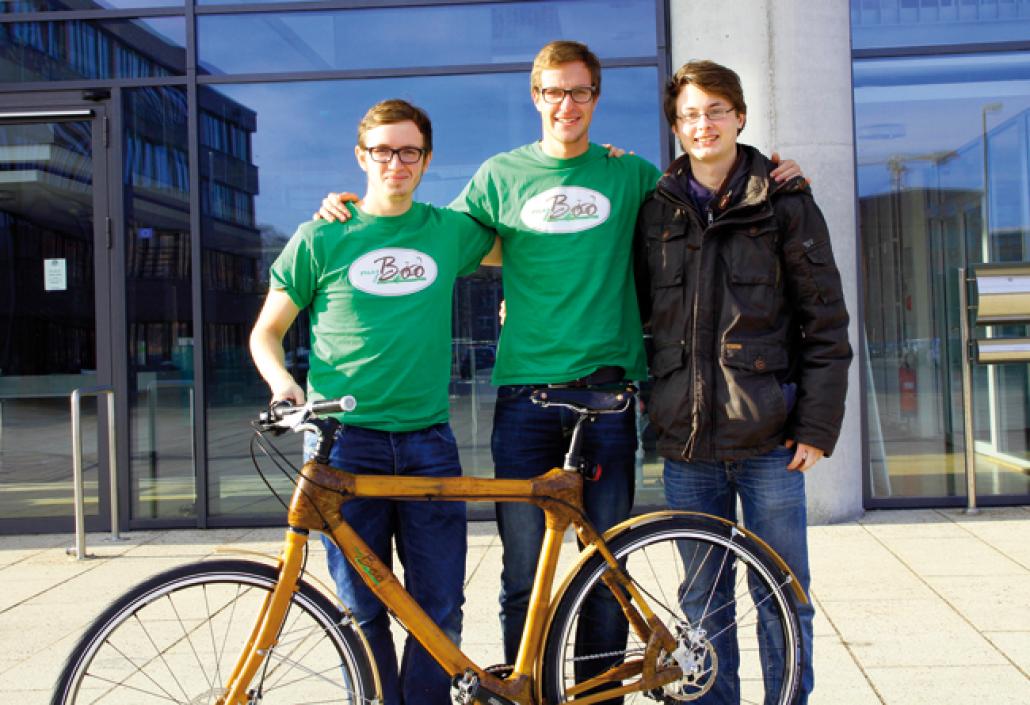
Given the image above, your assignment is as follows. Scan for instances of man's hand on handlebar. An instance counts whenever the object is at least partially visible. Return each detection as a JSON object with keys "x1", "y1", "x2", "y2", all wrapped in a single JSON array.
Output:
[{"x1": 271, "y1": 380, "x2": 306, "y2": 406}]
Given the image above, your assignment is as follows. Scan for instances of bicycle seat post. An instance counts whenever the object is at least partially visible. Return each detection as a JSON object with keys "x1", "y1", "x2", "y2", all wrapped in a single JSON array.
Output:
[{"x1": 563, "y1": 412, "x2": 593, "y2": 472}]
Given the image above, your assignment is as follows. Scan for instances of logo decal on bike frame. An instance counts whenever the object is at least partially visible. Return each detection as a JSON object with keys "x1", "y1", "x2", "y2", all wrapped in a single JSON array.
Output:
[
  {"x1": 349, "y1": 248, "x2": 438, "y2": 296},
  {"x1": 354, "y1": 549, "x2": 386, "y2": 586},
  {"x1": 519, "y1": 186, "x2": 611, "y2": 233}
]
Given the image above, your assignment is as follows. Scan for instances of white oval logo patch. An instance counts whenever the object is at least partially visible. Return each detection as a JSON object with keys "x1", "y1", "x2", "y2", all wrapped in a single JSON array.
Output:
[
  {"x1": 348, "y1": 248, "x2": 438, "y2": 296},
  {"x1": 519, "y1": 186, "x2": 611, "y2": 233}
]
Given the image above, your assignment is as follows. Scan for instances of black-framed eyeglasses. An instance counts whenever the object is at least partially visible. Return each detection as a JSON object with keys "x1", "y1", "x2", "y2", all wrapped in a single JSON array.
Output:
[
  {"x1": 364, "y1": 145, "x2": 426, "y2": 164},
  {"x1": 536, "y1": 85, "x2": 597, "y2": 104},
  {"x1": 677, "y1": 106, "x2": 736, "y2": 125}
]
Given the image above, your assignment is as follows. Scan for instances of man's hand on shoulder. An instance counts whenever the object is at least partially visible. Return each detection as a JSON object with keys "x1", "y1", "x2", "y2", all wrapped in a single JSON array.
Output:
[
  {"x1": 313, "y1": 192, "x2": 360, "y2": 222},
  {"x1": 602, "y1": 143, "x2": 634, "y2": 158},
  {"x1": 769, "y1": 152, "x2": 807, "y2": 185}
]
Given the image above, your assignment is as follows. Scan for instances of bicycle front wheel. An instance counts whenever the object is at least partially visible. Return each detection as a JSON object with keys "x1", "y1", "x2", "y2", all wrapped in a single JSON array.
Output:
[
  {"x1": 51, "y1": 558, "x2": 375, "y2": 705},
  {"x1": 542, "y1": 514, "x2": 803, "y2": 705}
]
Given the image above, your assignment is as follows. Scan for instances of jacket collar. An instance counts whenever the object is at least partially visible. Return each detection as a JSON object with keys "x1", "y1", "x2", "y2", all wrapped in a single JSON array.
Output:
[{"x1": 658, "y1": 144, "x2": 808, "y2": 217}]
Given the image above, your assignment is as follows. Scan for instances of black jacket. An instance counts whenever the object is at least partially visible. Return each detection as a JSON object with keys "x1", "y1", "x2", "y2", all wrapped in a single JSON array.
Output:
[{"x1": 634, "y1": 145, "x2": 852, "y2": 462}]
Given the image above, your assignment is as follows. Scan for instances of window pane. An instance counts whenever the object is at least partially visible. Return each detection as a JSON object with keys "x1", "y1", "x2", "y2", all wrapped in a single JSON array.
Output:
[
  {"x1": 0, "y1": 17, "x2": 186, "y2": 81},
  {"x1": 0, "y1": 1, "x2": 182, "y2": 11},
  {"x1": 855, "y1": 52, "x2": 1030, "y2": 500},
  {"x1": 0, "y1": 118, "x2": 100, "y2": 526},
  {"x1": 123, "y1": 86, "x2": 196, "y2": 520},
  {"x1": 200, "y1": 67, "x2": 661, "y2": 518},
  {"x1": 198, "y1": 0, "x2": 656, "y2": 75},
  {"x1": 851, "y1": 0, "x2": 1030, "y2": 50}
]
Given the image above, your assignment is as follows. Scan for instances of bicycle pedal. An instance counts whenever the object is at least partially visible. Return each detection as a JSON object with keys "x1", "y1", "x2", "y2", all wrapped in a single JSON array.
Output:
[{"x1": 451, "y1": 668, "x2": 517, "y2": 705}]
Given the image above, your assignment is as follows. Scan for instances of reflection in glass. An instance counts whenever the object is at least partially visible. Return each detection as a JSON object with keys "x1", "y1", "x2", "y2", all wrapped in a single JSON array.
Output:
[
  {"x1": 855, "y1": 51, "x2": 1030, "y2": 500},
  {"x1": 198, "y1": 0, "x2": 656, "y2": 75},
  {"x1": 0, "y1": 118, "x2": 102, "y2": 525},
  {"x1": 0, "y1": 17, "x2": 186, "y2": 82},
  {"x1": 0, "y1": 0, "x2": 182, "y2": 11},
  {"x1": 124, "y1": 87, "x2": 196, "y2": 520},
  {"x1": 201, "y1": 66, "x2": 663, "y2": 518},
  {"x1": 850, "y1": 0, "x2": 1030, "y2": 50}
]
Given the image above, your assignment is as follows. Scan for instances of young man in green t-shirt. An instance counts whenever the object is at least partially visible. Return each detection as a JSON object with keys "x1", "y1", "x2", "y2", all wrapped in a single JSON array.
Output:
[
  {"x1": 250, "y1": 100, "x2": 493, "y2": 705},
  {"x1": 315, "y1": 42, "x2": 801, "y2": 681}
]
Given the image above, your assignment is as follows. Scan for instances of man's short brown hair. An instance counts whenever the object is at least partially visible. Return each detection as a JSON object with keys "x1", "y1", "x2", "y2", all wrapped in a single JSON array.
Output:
[
  {"x1": 664, "y1": 60, "x2": 747, "y2": 134},
  {"x1": 531, "y1": 41, "x2": 602, "y2": 98},
  {"x1": 356, "y1": 99, "x2": 433, "y2": 152}
]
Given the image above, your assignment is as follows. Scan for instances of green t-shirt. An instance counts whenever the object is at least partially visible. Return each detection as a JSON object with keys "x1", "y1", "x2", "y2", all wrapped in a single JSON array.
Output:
[
  {"x1": 451, "y1": 142, "x2": 661, "y2": 384},
  {"x1": 270, "y1": 202, "x2": 494, "y2": 431}
]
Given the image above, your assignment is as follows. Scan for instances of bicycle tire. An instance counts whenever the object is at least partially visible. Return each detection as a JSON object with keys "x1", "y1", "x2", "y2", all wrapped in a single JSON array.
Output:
[
  {"x1": 541, "y1": 514, "x2": 803, "y2": 705},
  {"x1": 50, "y1": 558, "x2": 376, "y2": 705}
]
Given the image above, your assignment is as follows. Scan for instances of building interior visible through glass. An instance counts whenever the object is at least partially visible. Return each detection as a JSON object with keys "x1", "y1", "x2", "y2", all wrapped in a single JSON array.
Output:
[
  {"x1": 855, "y1": 47, "x2": 1030, "y2": 500},
  {"x1": 0, "y1": 2, "x2": 665, "y2": 529}
]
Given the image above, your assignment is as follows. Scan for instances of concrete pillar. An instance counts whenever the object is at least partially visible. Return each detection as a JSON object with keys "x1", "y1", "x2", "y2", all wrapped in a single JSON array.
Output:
[{"x1": 668, "y1": 0, "x2": 863, "y2": 523}]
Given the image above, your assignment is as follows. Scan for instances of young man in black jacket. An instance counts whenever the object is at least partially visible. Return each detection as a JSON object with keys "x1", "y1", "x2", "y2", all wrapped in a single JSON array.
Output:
[{"x1": 635, "y1": 61, "x2": 852, "y2": 704}]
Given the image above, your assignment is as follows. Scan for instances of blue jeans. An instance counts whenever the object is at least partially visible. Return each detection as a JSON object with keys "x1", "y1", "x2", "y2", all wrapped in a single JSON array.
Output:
[
  {"x1": 664, "y1": 446, "x2": 814, "y2": 705},
  {"x1": 305, "y1": 423, "x2": 466, "y2": 705},
  {"x1": 491, "y1": 385, "x2": 636, "y2": 672}
]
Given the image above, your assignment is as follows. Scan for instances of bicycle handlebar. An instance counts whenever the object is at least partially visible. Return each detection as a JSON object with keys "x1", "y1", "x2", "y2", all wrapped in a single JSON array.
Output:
[{"x1": 256, "y1": 396, "x2": 357, "y2": 433}]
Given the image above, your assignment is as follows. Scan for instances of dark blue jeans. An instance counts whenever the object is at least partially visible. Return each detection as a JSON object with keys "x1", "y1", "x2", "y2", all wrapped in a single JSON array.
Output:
[
  {"x1": 305, "y1": 423, "x2": 466, "y2": 705},
  {"x1": 491, "y1": 385, "x2": 636, "y2": 669},
  {"x1": 664, "y1": 445, "x2": 815, "y2": 705}
]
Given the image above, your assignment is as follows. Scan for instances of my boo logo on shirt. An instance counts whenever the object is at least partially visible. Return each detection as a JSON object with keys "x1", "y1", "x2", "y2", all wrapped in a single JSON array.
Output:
[
  {"x1": 519, "y1": 186, "x2": 611, "y2": 233},
  {"x1": 348, "y1": 248, "x2": 438, "y2": 296}
]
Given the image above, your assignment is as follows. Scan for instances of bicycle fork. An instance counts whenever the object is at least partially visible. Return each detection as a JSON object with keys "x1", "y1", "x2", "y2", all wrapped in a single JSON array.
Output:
[{"x1": 216, "y1": 527, "x2": 311, "y2": 705}]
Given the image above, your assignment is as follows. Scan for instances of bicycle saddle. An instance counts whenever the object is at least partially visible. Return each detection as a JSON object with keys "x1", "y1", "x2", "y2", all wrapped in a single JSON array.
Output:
[{"x1": 530, "y1": 384, "x2": 636, "y2": 414}]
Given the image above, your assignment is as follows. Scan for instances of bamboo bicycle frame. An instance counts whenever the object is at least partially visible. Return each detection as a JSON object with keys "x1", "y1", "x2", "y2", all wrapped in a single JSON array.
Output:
[{"x1": 217, "y1": 460, "x2": 683, "y2": 705}]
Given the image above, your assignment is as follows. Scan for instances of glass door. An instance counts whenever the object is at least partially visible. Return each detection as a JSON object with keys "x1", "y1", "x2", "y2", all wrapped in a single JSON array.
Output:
[{"x1": 0, "y1": 101, "x2": 112, "y2": 534}]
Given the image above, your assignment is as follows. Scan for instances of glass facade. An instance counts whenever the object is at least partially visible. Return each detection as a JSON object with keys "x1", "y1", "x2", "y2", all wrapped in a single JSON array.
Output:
[
  {"x1": 852, "y1": 1, "x2": 1030, "y2": 504},
  {"x1": 0, "y1": 0, "x2": 669, "y2": 532}
]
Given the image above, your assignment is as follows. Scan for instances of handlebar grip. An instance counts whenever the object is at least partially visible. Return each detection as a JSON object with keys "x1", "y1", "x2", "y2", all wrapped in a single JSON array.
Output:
[{"x1": 310, "y1": 396, "x2": 357, "y2": 414}]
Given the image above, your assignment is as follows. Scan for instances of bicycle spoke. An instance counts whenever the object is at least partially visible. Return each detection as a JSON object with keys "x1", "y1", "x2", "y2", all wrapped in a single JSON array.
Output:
[
  {"x1": 542, "y1": 519, "x2": 801, "y2": 705},
  {"x1": 55, "y1": 562, "x2": 373, "y2": 705}
]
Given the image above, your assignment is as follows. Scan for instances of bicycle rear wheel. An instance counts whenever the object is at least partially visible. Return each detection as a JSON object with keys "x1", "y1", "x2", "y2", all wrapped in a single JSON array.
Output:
[
  {"x1": 542, "y1": 514, "x2": 803, "y2": 705},
  {"x1": 51, "y1": 558, "x2": 375, "y2": 705}
]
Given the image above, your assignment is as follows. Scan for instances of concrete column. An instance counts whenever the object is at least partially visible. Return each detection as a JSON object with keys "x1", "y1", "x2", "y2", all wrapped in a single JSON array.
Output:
[{"x1": 668, "y1": 0, "x2": 863, "y2": 523}]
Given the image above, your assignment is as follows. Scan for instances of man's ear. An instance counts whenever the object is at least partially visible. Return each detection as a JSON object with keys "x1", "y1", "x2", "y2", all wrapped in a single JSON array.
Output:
[
  {"x1": 422, "y1": 150, "x2": 433, "y2": 172},
  {"x1": 355, "y1": 144, "x2": 368, "y2": 172}
]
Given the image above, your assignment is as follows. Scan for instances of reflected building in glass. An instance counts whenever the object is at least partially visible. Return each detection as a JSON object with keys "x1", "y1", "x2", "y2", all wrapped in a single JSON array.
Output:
[
  {"x1": 1, "y1": 0, "x2": 1028, "y2": 535},
  {"x1": 853, "y1": 1, "x2": 1030, "y2": 505}
]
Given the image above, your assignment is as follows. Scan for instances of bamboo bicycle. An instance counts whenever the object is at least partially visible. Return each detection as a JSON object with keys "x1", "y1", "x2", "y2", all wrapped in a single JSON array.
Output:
[{"x1": 51, "y1": 385, "x2": 805, "y2": 705}]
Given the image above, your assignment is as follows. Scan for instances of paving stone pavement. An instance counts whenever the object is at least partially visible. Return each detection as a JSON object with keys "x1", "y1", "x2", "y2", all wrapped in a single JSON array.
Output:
[{"x1": 1, "y1": 507, "x2": 1028, "y2": 704}]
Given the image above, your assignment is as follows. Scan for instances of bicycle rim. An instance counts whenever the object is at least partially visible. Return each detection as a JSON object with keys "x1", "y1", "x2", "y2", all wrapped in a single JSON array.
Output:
[
  {"x1": 542, "y1": 517, "x2": 803, "y2": 705},
  {"x1": 51, "y1": 559, "x2": 375, "y2": 705}
]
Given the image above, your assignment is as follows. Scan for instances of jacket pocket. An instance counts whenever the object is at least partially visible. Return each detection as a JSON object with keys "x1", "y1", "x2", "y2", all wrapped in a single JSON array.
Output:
[
  {"x1": 720, "y1": 340, "x2": 788, "y2": 374},
  {"x1": 646, "y1": 223, "x2": 686, "y2": 288},
  {"x1": 716, "y1": 340, "x2": 789, "y2": 441},
  {"x1": 726, "y1": 222, "x2": 779, "y2": 286},
  {"x1": 799, "y1": 238, "x2": 843, "y2": 304}
]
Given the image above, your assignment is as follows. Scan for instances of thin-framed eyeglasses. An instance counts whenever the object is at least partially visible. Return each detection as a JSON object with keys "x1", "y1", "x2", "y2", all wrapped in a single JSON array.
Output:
[
  {"x1": 537, "y1": 85, "x2": 597, "y2": 104},
  {"x1": 364, "y1": 145, "x2": 426, "y2": 164},
  {"x1": 677, "y1": 106, "x2": 736, "y2": 125}
]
